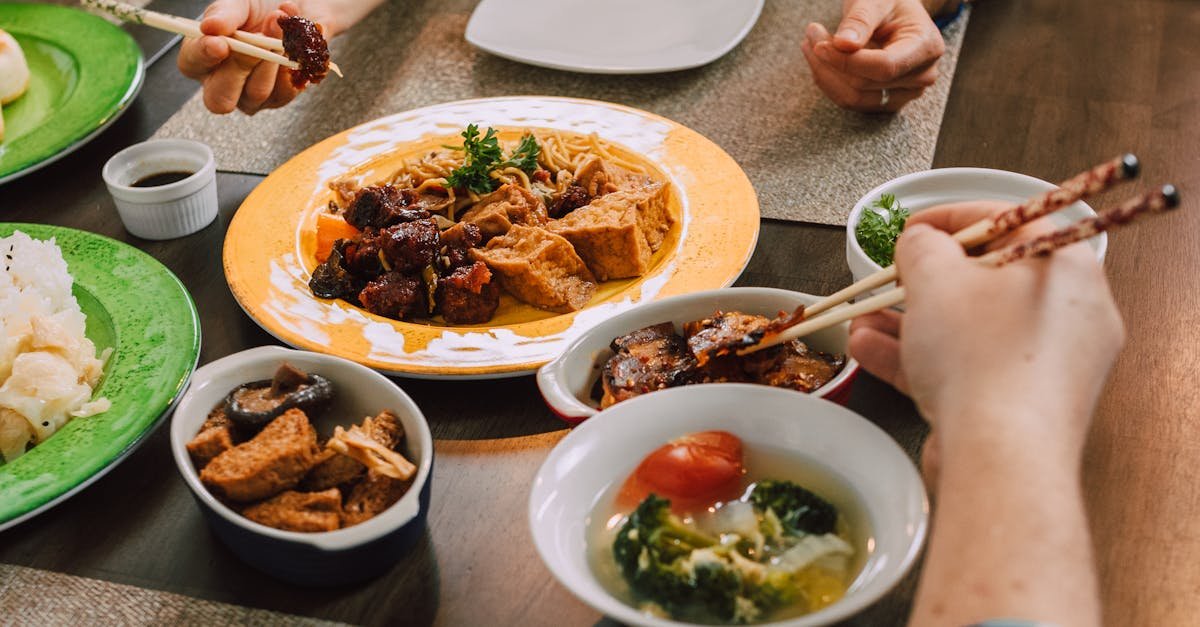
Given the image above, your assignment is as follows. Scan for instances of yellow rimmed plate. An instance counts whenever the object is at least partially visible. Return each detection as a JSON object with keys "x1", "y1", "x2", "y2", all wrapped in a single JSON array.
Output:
[{"x1": 224, "y1": 97, "x2": 759, "y2": 379}]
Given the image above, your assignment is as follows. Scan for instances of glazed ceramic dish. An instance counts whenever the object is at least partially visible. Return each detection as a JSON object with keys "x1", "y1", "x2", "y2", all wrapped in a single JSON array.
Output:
[
  {"x1": 529, "y1": 385, "x2": 929, "y2": 626},
  {"x1": 0, "y1": 3, "x2": 144, "y2": 185},
  {"x1": 170, "y1": 346, "x2": 434, "y2": 585},
  {"x1": 537, "y1": 287, "x2": 859, "y2": 424},
  {"x1": 466, "y1": 0, "x2": 764, "y2": 74},
  {"x1": 846, "y1": 168, "x2": 1108, "y2": 295},
  {"x1": 0, "y1": 223, "x2": 200, "y2": 531},
  {"x1": 224, "y1": 97, "x2": 760, "y2": 379}
]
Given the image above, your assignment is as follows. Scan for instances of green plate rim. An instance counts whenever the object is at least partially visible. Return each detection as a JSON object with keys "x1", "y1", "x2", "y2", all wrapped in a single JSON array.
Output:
[
  {"x1": 0, "y1": 3, "x2": 145, "y2": 184},
  {"x1": 0, "y1": 223, "x2": 201, "y2": 529}
]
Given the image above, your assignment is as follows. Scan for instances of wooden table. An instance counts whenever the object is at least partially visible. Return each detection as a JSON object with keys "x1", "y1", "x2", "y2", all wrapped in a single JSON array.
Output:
[{"x1": 2, "y1": 0, "x2": 1197, "y2": 625}]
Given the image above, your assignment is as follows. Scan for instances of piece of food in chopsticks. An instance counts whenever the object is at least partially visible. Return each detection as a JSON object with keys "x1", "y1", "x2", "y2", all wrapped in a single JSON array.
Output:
[
  {"x1": 277, "y1": 16, "x2": 330, "y2": 88},
  {"x1": 82, "y1": 0, "x2": 342, "y2": 84},
  {"x1": 597, "y1": 313, "x2": 844, "y2": 408},
  {"x1": 187, "y1": 363, "x2": 416, "y2": 532},
  {"x1": 0, "y1": 231, "x2": 111, "y2": 464},
  {"x1": 592, "y1": 431, "x2": 856, "y2": 623},
  {"x1": 308, "y1": 125, "x2": 676, "y2": 325},
  {"x1": 855, "y1": 193, "x2": 909, "y2": 266}
]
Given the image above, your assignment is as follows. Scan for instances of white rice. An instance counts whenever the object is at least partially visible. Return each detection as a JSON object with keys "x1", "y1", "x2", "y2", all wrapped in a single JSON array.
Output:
[{"x1": 0, "y1": 231, "x2": 109, "y2": 464}]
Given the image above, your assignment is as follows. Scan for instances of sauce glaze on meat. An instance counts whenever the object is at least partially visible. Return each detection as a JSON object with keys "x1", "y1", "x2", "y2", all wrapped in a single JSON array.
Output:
[{"x1": 278, "y1": 16, "x2": 330, "y2": 89}]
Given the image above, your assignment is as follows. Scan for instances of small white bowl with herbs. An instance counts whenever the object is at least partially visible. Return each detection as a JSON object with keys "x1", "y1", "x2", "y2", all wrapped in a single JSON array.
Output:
[{"x1": 846, "y1": 168, "x2": 1108, "y2": 295}]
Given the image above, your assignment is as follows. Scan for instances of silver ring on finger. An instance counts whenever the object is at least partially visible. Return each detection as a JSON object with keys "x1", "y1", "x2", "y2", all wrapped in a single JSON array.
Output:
[{"x1": 880, "y1": 88, "x2": 890, "y2": 107}]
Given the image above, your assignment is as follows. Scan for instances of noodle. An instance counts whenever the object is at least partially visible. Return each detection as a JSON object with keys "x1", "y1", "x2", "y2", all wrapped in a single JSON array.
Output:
[{"x1": 339, "y1": 128, "x2": 655, "y2": 226}]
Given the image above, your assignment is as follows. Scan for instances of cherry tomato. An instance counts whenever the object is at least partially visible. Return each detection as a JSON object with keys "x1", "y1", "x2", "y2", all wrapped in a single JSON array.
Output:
[{"x1": 618, "y1": 431, "x2": 745, "y2": 512}]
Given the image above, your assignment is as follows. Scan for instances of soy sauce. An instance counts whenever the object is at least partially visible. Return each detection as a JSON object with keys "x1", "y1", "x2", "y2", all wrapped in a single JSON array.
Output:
[{"x1": 131, "y1": 171, "x2": 194, "y2": 187}]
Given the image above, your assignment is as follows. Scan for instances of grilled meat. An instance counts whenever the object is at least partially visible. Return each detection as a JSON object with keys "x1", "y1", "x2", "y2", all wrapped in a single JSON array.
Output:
[
  {"x1": 600, "y1": 322, "x2": 697, "y2": 408},
  {"x1": 741, "y1": 340, "x2": 846, "y2": 393}
]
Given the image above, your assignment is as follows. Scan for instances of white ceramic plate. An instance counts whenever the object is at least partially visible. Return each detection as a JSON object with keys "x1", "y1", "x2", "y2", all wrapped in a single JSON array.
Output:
[
  {"x1": 529, "y1": 384, "x2": 929, "y2": 626},
  {"x1": 465, "y1": 0, "x2": 764, "y2": 74},
  {"x1": 846, "y1": 168, "x2": 1108, "y2": 294}
]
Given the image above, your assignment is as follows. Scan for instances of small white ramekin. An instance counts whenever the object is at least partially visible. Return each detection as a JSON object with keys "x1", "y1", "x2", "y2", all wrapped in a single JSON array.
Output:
[{"x1": 102, "y1": 139, "x2": 218, "y2": 240}]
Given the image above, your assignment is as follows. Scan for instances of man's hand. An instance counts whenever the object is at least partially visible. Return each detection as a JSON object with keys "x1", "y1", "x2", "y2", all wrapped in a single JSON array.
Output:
[{"x1": 802, "y1": 0, "x2": 947, "y2": 112}]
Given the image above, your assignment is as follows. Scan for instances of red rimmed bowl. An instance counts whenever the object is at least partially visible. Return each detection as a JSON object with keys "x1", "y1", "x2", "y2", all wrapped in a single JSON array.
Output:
[{"x1": 536, "y1": 288, "x2": 859, "y2": 424}]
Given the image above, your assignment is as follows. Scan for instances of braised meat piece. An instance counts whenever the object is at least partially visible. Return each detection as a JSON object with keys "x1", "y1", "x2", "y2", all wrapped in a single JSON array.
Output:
[
  {"x1": 199, "y1": 409, "x2": 322, "y2": 502},
  {"x1": 470, "y1": 225, "x2": 596, "y2": 313},
  {"x1": 309, "y1": 240, "x2": 366, "y2": 301},
  {"x1": 303, "y1": 411, "x2": 405, "y2": 491},
  {"x1": 741, "y1": 340, "x2": 846, "y2": 393},
  {"x1": 278, "y1": 16, "x2": 329, "y2": 89},
  {"x1": 343, "y1": 185, "x2": 431, "y2": 230},
  {"x1": 341, "y1": 233, "x2": 384, "y2": 277},
  {"x1": 358, "y1": 272, "x2": 429, "y2": 320},
  {"x1": 438, "y1": 222, "x2": 483, "y2": 272},
  {"x1": 600, "y1": 323, "x2": 697, "y2": 408},
  {"x1": 436, "y1": 261, "x2": 500, "y2": 324},
  {"x1": 376, "y1": 218, "x2": 439, "y2": 273},
  {"x1": 549, "y1": 184, "x2": 590, "y2": 219},
  {"x1": 684, "y1": 311, "x2": 773, "y2": 366},
  {"x1": 242, "y1": 488, "x2": 342, "y2": 532}
]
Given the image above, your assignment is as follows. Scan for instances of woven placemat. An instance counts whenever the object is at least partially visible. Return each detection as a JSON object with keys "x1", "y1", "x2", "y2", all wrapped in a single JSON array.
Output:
[
  {"x1": 153, "y1": 0, "x2": 969, "y2": 226},
  {"x1": 0, "y1": 564, "x2": 347, "y2": 626}
]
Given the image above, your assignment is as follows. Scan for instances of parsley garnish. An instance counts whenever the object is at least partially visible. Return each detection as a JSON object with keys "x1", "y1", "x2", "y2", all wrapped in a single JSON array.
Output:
[
  {"x1": 855, "y1": 193, "x2": 910, "y2": 266},
  {"x1": 445, "y1": 125, "x2": 541, "y2": 194}
]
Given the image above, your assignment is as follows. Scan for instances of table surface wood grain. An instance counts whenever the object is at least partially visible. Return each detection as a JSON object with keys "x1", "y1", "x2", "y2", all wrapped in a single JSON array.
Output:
[{"x1": 1, "y1": 1, "x2": 1197, "y2": 625}]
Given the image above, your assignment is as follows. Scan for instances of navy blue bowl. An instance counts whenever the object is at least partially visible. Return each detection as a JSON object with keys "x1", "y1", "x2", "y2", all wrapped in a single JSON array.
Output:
[{"x1": 170, "y1": 347, "x2": 436, "y2": 587}]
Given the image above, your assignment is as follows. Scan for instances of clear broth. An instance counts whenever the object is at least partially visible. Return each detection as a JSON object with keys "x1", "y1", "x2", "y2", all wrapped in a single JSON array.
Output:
[{"x1": 586, "y1": 442, "x2": 871, "y2": 624}]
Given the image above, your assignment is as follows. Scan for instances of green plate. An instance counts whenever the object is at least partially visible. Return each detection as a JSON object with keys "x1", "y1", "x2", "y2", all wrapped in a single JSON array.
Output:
[
  {"x1": 0, "y1": 3, "x2": 143, "y2": 184},
  {"x1": 0, "y1": 224, "x2": 200, "y2": 530}
]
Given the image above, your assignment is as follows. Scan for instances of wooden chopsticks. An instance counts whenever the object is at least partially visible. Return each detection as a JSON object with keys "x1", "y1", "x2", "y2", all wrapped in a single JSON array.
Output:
[
  {"x1": 82, "y1": 0, "x2": 343, "y2": 77},
  {"x1": 738, "y1": 181, "x2": 1181, "y2": 356},
  {"x1": 804, "y1": 154, "x2": 1142, "y2": 320}
]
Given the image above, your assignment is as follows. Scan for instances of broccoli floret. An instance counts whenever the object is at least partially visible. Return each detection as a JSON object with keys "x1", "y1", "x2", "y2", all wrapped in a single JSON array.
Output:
[
  {"x1": 613, "y1": 495, "x2": 796, "y2": 624},
  {"x1": 614, "y1": 494, "x2": 716, "y2": 576},
  {"x1": 749, "y1": 480, "x2": 838, "y2": 536}
]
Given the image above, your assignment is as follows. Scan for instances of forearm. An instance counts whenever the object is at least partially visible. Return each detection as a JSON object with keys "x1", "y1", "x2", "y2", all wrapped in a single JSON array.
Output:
[
  {"x1": 304, "y1": 0, "x2": 384, "y2": 35},
  {"x1": 909, "y1": 413, "x2": 1101, "y2": 626}
]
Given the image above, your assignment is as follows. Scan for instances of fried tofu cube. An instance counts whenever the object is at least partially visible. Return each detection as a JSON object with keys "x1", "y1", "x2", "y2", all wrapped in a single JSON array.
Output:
[
  {"x1": 546, "y1": 183, "x2": 672, "y2": 281},
  {"x1": 459, "y1": 184, "x2": 548, "y2": 240},
  {"x1": 470, "y1": 225, "x2": 596, "y2": 312},
  {"x1": 242, "y1": 488, "x2": 343, "y2": 532},
  {"x1": 200, "y1": 409, "x2": 321, "y2": 502},
  {"x1": 186, "y1": 406, "x2": 236, "y2": 470},
  {"x1": 342, "y1": 470, "x2": 409, "y2": 527}
]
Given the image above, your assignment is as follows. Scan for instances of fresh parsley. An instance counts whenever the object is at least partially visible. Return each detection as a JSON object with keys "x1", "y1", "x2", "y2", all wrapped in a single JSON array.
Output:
[
  {"x1": 445, "y1": 125, "x2": 541, "y2": 195},
  {"x1": 855, "y1": 193, "x2": 910, "y2": 266}
]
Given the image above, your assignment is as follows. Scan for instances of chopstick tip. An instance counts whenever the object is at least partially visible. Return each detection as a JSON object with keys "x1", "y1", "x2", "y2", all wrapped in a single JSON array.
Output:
[
  {"x1": 1162, "y1": 184, "x2": 1181, "y2": 208},
  {"x1": 1120, "y1": 153, "x2": 1140, "y2": 179}
]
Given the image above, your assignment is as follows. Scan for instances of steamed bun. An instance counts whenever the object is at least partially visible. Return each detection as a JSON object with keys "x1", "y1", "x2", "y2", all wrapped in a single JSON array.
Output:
[{"x1": 0, "y1": 29, "x2": 29, "y2": 106}]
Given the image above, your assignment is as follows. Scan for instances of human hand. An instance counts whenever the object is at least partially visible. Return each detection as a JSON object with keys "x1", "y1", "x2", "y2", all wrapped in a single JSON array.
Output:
[
  {"x1": 849, "y1": 202, "x2": 1125, "y2": 463},
  {"x1": 177, "y1": 0, "x2": 333, "y2": 115},
  {"x1": 801, "y1": 0, "x2": 946, "y2": 112}
]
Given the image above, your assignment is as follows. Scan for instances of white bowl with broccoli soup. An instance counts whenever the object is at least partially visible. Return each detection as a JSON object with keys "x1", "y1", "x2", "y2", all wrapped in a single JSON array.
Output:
[
  {"x1": 846, "y1": 168, "x2": 1107, "y2": 296},
  {"x1": 529, "y1": 384, "x2": 928, "y2": 626}
]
